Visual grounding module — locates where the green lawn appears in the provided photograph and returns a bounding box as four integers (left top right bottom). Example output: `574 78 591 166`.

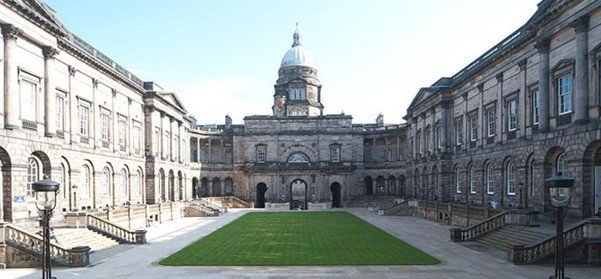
159 211 439 266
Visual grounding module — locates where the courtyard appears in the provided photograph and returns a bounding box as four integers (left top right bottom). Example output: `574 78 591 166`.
1 208 599 278
160 211 438 266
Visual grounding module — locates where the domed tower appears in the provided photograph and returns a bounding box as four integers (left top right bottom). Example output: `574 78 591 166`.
272 26 323 117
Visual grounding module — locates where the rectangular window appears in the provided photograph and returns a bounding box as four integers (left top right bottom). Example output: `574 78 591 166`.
20 79 37 122
256 145 266 163
118 120 126 146
557 75 572 115
469 115 478 142
425 128 431 152
507 99 517 131
330 145 341 163
164 132 170 157
174 135 179 161
100 114 110 141
153 128 160 156
132 124 141 153
532 90 539 125
435 125 441 149
486 108 496 137
56 96 64 131
79 105 89 136
289 88 307 100
416 132 422 154
455 120 463 145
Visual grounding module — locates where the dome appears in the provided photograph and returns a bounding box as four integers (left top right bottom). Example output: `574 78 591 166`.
280 26 315 69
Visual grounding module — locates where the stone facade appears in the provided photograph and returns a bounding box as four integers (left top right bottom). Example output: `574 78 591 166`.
2 0 600 225
404 0 601 218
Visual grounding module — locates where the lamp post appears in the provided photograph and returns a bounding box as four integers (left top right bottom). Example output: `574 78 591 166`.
32 178 60 279
545 172 574 279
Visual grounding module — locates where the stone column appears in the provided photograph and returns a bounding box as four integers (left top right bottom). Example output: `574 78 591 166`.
68 66 76 143
536 38 550 131
169 118 174 161
518 59 527 138
42 46 59 137
196 137 200 163
440 104 448 153
495 73 504 140
573 16 589 123
430 108 435 153
2 24 22 129
160 112 165 159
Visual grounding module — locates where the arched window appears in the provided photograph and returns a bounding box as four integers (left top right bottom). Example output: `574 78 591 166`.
120 168 128 198
288 153 309 163
27 157 40 197
102 167 111 196
60 163 67 199
556 153 566 175
455 167 461 193
81 165 91 197
506 161 516 195
486 164 494 194
529 161 535 197
469 165 476 194
134 169 143 196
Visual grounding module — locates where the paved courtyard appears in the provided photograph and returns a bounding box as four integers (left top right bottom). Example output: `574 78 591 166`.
1 209 599 279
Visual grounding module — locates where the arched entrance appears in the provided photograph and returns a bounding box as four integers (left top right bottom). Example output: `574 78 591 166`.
364 176 373 195
290 179 307 210
330 182 341 208
255 183 267 208
200 177 209 197
583 140 601 217
376 176 385 195
0 147 12 222
212 177 221 197
192 177 199 198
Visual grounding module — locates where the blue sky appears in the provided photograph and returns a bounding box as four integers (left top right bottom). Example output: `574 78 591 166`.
45 0 540 124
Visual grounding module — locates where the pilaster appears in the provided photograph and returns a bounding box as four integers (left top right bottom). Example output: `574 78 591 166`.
572 16 589 123
42 46 59 137
2 24 22 129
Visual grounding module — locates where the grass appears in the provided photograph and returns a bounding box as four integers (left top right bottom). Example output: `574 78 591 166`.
159 211 439 266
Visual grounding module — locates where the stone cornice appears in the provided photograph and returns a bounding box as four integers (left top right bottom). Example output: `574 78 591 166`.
1 0 66 37
58 38 145 94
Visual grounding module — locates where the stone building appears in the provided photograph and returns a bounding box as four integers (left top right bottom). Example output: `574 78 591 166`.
0 0 193 225
2 0 599 226
188 28 407 209
404 0 601 218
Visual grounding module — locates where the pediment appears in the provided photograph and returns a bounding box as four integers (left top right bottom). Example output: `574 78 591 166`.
159 92 187 112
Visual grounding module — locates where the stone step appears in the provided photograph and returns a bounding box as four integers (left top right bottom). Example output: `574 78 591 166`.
52 228 119 251
474 226 549 251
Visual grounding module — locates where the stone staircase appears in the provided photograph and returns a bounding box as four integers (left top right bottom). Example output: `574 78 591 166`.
51 228 119 251
474 225 550 251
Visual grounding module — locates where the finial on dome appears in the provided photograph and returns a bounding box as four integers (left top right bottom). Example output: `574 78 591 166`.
292 23 301 47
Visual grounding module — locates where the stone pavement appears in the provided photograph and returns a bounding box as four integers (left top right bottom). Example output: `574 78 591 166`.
1 208 599 278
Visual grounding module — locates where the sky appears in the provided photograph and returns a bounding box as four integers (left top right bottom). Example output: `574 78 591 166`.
45 0 540 125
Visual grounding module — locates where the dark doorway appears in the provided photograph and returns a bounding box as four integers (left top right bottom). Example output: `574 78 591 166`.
192 177 199 198
364 176 373 195
256 183 267 208
331 182 341 208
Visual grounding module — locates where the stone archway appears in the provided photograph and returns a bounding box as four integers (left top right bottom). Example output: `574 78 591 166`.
192 177 199 199
0 146 12 222
290 179 307 210
330 182 341 208
255 183 267 208
583 140 601 217
212 177 221 197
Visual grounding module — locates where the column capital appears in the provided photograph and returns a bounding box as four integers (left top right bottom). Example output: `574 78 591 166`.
571 15 589 33
42 46 59 59
518 59 527 71
1 24 22 40
534 37 550 53
495 72 504 82
68 65 77 76
92 78 99 88
477 83 484 93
